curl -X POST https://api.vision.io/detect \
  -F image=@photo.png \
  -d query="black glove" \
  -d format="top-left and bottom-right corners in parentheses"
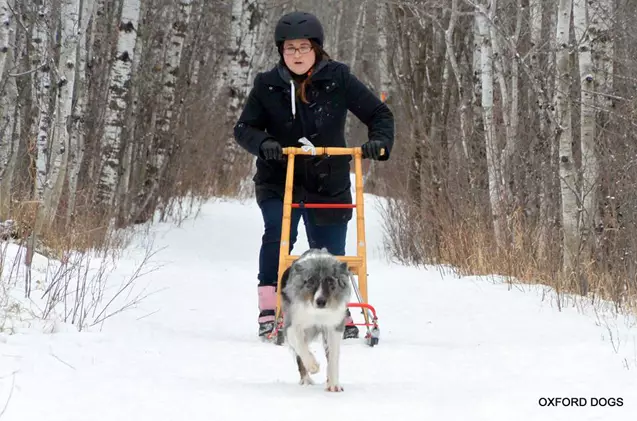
top-left (361, 140), bottom-right (385, 160)
top-left (260, 139), bottom-right (282, 160)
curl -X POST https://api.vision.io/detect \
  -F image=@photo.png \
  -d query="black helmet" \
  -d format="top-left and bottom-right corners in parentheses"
top-left (274, 11), bottom-right (324, 47)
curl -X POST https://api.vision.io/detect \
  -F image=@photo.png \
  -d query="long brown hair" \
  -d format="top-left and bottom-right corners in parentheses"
top-left (293, 40), bottom-right (331, 104)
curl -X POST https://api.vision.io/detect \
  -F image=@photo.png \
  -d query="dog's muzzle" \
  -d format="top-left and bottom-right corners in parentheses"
top-left (313, 284), bottom-right (328, 308)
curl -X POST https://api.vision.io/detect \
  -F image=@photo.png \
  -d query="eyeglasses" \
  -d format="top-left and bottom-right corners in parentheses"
top-left (283, 45), bottom-right (313, 55)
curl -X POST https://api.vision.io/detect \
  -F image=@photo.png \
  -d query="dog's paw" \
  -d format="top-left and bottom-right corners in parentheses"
top-left (299, 376), bottom-right (315, 386)
top-left (325, 384), bottom-right (344, 392)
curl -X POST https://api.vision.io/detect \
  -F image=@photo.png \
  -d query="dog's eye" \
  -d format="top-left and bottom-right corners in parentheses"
top-left (305, 276), bottom-right (319, 286)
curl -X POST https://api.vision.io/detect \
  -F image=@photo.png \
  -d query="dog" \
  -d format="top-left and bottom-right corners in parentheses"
top-left (280, 247), bottom-right (352, 392)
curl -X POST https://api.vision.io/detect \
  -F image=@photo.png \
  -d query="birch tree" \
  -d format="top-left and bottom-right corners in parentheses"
top-left (553, 0), bottom-right (578, 273)
top-left (496, 0), bottom-right (521, 213)
top-left (66, 0), bottom-right (95, 225)
top-left (348, 1), bottom-right (368, 73)
top-left (377, 1), bottom-right (392, 102)
top-left (444, 0), bottom-right (470, 178)
top-left (0, 0), bottom-right (17, 217)
top-left (365, 0), bottom-right (392, 184)
top-left (97, 0), bottom-right (141, 208)
top-left (35, 0), bottom-right (82, 231)
top-left (528, 0), bottom-right (551, 261)
top-left (476, 1), bottom-right (505, 247)
top-left (137, 0), bottom-right (193, 220)
top-left (217, 0), bottom-right (266, 193)
top-left (33, 1), bottom-right (53, 201)
top-left (0, 0), bottom-right (13, 79)
top-left (573, 0), bottom-right (596, 283)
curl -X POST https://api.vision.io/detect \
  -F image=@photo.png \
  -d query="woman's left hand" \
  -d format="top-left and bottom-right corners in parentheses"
top-left (361, 140), bottom-right (386, 160)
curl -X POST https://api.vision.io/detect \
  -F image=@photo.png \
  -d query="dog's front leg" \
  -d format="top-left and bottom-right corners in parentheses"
top-left (295, 355), bottom-right (315, 385)
top-left (325, 328), bottom-right (344, 392)
top-left (286, 324), bottom-right (319, 375)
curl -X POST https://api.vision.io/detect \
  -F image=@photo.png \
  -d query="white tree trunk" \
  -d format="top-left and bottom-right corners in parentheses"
top-left (554, 0), bottom-right (577, 272)
top-left (227, 0), bottom-right (260, 116)
top-left (220, 0), bottom-right (263, 180)
top-left (444, 0), bottom-right (469, 167)
top-left (0, 0), bottom-right (18, 217)
top-left (367, 0), bottom-right (392, 182)
top-left (471, 12), bottom-right (483, 143)
top-left (0, 0), bottom-right (17, 215)
top-left (0, 0), bottom-right (13, 80)
top-left (377, 1), bottom-right (391, 100)
top-left (129, 6), bottom-right (171, 221)
top-left (188, 0), bottom-right (208, 88)
top-left (573, 0), bottom-right (597, 261)
top-left (486, 0), bottom-right (510, 215)
top-left (66, 0), bottom-right (94, 225)
top-left (253, 7), bottom-right (275, 76)
top-left (117, 0), bottom-right (145, 224)
top-left (328, 0), bottom-right (343, 56)
top-left (0, 101), bottom-right (18, 218)
top-left (98, 0), bottom-right (141, 207)
top-left (159, 0), bottom-right (192, 136)
top-left (348, 1), bottom-right (367, 73)
top-left (548, 0), bottom-right (558, 163)
top-left (507, 0), bottom-right (522, 174)
top-left (147, 0), bottom-right (193, 213)
top-left (488, 0), bottom-right (522, 217)
top-left (33, 1), bottom-right (52, 201)
top-left (476, 1), bottom-right (505, 247)
top-left (37, 0), bottom-right (81, 229)
top-left (345, 1), bottom-right (368, 144)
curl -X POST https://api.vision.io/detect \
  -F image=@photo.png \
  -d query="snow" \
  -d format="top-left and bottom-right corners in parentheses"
top-left (1, 183), bottom-right (637, 420)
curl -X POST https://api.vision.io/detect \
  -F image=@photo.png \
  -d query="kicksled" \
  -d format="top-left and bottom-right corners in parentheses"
top-left (266, 139), bottom-right (381, 347)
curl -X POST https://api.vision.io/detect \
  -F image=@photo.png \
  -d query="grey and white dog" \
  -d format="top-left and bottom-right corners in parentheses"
top-left (280, 247), bottom-right (352, 392)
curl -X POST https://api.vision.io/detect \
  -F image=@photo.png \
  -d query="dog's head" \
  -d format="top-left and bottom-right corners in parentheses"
top-left (284, 248), bottom-right (351, 309)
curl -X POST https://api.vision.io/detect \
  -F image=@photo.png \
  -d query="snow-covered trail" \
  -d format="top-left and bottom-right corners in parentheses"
top-left (1, 190), bottom-right (636, 420)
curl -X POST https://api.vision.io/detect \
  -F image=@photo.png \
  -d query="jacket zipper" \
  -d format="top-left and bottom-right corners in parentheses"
top-left (290, 79), bottom-right (296, 119)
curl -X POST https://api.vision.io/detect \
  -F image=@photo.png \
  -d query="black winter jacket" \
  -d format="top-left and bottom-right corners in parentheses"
top-left (233, 59), bottom-right (394, 225)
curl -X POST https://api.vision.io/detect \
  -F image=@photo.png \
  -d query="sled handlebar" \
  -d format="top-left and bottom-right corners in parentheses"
top-left (281, 146), bottom-right (385, 157)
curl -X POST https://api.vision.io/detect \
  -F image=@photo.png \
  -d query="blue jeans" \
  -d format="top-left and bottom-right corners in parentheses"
top-left (257, 197), bottom-right (348, 288)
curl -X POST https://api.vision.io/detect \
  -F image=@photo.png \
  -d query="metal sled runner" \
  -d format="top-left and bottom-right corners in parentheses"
top-left (267, 141), bottom-right (381, 347)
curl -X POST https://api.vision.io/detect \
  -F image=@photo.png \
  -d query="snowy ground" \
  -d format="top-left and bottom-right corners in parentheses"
top-left (1, 186), bottom-right (637, 420)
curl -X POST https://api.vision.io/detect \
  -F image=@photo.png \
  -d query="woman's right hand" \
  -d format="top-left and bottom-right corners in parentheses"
top-left (260, 139), bottom-right (283, 160)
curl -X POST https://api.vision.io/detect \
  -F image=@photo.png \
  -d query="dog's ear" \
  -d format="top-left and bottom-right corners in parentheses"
top-left (280, 266), bottom-right (292, 290)
top-left (337, 262), bottom-right (350, 288)
top-left (337, 275), bottom-right (349, 288)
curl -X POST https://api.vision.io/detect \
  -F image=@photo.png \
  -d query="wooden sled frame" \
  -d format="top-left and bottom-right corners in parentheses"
top-left (267, 145), bottom-right (381, 346)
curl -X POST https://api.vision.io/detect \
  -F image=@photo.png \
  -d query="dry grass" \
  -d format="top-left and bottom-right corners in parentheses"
top-left (0, 194), bottom-right (159, 333)
top-left (376, 177), bottom-right (637, 319)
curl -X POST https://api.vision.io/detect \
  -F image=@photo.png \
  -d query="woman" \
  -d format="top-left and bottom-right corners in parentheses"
top-left (233, 11), bottom-right (394, 340)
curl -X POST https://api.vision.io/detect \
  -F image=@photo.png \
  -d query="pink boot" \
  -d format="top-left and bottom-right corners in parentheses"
top-left (258, 285), bottom-right (276, 337)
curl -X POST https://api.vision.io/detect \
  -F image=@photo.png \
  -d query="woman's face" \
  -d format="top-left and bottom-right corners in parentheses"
top-left (282, 39), bottom-right (316, 75)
